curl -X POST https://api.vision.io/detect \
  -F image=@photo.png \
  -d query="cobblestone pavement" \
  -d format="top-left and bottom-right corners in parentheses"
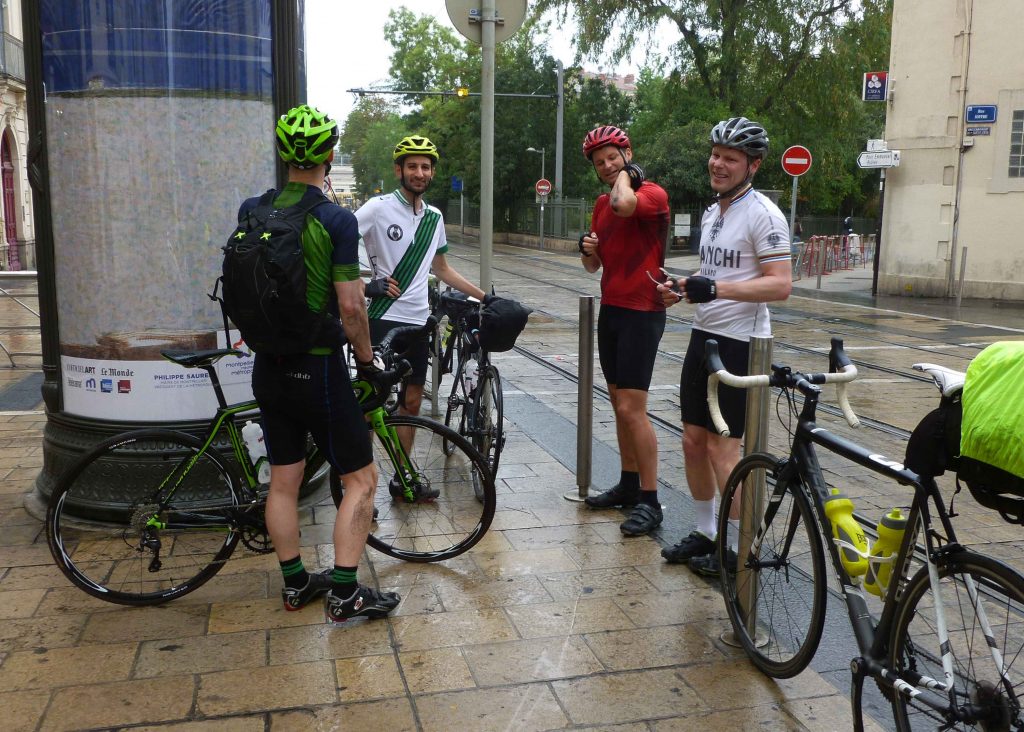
top-left (3, 241), bottom-right (1022, 731)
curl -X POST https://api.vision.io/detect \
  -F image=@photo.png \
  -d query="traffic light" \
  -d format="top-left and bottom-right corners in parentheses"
top-left (456, 87), bottom-right (470, 99)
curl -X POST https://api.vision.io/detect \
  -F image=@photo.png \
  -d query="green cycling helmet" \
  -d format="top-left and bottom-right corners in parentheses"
top-left (276, 105), bottom-right (339, 169)
top-left (393, 135), bottom-right (439, 163)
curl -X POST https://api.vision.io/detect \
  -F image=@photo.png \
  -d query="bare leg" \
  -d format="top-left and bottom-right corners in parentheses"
top-left (333, 462), bottom-right (378, 567)
top-left (265, 461), bottom-right (307, 562)
top-left (607, 384), bottom-right (638, 473)
top-left (612, 387), bottom-right (658, 490)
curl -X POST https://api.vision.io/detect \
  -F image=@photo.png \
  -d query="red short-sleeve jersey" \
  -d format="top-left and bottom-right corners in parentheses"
top-left (591, 182), bottom-right (670, 311)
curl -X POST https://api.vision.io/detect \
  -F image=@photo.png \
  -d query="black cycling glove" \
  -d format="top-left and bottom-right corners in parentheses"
top-left (364, 278), bottom-right (392, 298)
top-left (622, 162), bottom-right (646, 191)
top-left (578, 234), bottom-right (591, 257)
top-left (483, 293), bottom-right (499, 306)
top-left (684, 276), bottom-right (717, 304)
top-left (355, 354), bottom-right (385, 381)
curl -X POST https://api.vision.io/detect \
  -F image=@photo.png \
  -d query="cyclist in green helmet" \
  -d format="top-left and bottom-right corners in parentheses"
top-left (355, 135), bottom-right (487, 491)
top-left (239, 103), bottom-right (400, 623)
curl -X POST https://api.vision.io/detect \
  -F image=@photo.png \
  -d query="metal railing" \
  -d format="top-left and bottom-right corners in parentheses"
top-left (0, 282), bottom-right (41, 368)
top-left (0, 33), bottom-right (25, 82)
top-left (0, 239), bottom-right (36, 271)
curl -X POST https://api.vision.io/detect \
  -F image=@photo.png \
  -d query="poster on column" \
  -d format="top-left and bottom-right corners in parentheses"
top-left (61, 330), bottom-right (255, 421)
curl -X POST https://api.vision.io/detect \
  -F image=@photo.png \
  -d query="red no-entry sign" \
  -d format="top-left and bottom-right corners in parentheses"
top-left (781, 145), bottom-right (813, 177)
top-left (535, 178), bottom-right (552, 196)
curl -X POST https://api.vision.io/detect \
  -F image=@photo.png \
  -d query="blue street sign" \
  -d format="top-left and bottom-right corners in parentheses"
top-left (966, 105), bottom-right (997, 123)
top-left (451, 176), bottom-right (463, 192)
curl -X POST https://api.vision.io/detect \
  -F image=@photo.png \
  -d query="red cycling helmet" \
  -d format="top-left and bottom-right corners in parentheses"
top-left (582, 125), bottom-right (631, 159)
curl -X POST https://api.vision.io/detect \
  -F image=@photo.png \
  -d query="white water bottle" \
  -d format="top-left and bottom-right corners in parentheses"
top-left (241, 421), bottom-right (271, 484)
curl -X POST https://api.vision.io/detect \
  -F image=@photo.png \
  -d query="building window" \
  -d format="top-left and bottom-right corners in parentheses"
top-left (1011, 110), bottom-right (1024, 178)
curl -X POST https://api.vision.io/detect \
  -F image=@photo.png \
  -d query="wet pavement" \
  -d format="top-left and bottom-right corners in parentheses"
top-left (3, 239), bottom-right (1022, 731)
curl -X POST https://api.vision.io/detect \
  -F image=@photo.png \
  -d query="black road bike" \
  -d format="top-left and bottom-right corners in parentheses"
top-left (707, 338), bottom-right (1023, 731)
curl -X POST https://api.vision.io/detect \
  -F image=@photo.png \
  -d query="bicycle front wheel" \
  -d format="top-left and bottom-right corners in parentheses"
top-left (46, 429), bottom-right (241, 606)
top-left (719, 452), bottom-right (827, 678)
top-left (472, 364), bottom-right (504, 501)
top-left (889, 551), bottom-right (1024, 731)
top-left (331, 415), bottom-right (495, 562)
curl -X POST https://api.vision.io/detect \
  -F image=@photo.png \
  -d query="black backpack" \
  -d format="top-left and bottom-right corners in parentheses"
top-left (215, 189), bottom-right (342, 355)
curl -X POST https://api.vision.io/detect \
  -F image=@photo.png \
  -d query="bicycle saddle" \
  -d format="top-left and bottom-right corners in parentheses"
top-left (913, 362), bottom-right (965, 397)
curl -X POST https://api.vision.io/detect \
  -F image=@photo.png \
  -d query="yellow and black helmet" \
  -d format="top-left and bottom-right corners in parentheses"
top-left (393, 135), bottom-right (439, 163)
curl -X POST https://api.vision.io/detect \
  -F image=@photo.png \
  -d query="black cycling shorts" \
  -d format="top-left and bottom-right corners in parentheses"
top-left (597, 304), bottom-right (666, 391)
top-left (370, 318), bottom-right (429, 386)
top-left (252, 351), bottom-right (372, 475)
top-left (680, 329), bottom-right (750, 438)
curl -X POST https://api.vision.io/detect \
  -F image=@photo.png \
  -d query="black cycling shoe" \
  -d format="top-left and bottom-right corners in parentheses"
top-left (388, 475), bottom-right (440, 503)
top-left (584, 482), bottom-right (640, 509)
top-left (661, 531), bottom-right (715, 564)
top-left (325, 584), bottom-right (401, 624)
top-left (282, 569), bottom-right (333, 611)
top-left (689, 548), bottom-right (738, 578)
top-left (620, 503), bottom-right (663, 536)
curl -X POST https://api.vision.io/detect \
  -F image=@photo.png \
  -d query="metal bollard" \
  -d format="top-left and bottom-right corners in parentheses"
top-left (429, 319), bottom-right (441, 418)
top-left (815, 237), bottom-right (827, 289)
top-left (722, 335), bottom-right (773, 648)
top-left (567, 295), bottom-right (595, 502)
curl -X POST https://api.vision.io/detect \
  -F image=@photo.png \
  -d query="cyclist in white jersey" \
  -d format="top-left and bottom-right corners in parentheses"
top-left (657, 117), bottom-right (792, 576)
top-left (355, 136), bottom-right (485, 495)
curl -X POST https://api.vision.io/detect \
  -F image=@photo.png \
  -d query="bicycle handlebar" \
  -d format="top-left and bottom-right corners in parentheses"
top-left (705, 337), bottom-right (860, 437)
top-left (377, 316), bottom-right (438, 360)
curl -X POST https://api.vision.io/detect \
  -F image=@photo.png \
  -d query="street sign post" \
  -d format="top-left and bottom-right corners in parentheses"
top-left (857, 150), bottom-right (901, 169)
top-left (781, 146), bottom-right (812, 247)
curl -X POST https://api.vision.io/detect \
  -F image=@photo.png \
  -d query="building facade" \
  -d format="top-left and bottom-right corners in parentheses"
top-left (0, 0), bottom-right (31, 270)
top-left (880, 0), bottom-right (1022, 300)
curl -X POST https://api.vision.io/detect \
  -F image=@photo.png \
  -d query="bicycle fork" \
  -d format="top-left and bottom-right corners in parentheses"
top-left (371, 410), bottom-right (421, 502)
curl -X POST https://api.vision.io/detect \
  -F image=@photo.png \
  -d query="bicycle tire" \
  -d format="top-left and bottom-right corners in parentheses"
top-left (46, 428), bottom-right (241, 606)
top-left (889, 550), bottom-right (1024, 731)
top-left (472, 364), bottom-right (504, 502)
top-left (719, 452), bottom-right (827, 678)
top-left (331, 414), bottom-right (495, 562)
top-left (443, 353), bottom-right (470, 456)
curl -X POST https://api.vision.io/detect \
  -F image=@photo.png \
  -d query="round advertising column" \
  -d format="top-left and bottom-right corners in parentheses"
top-left (31, 2), bottom-right (325, 510)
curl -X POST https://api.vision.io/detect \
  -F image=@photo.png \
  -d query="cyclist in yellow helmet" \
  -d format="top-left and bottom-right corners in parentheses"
top-left (355, 135), bottom-right (487, 485)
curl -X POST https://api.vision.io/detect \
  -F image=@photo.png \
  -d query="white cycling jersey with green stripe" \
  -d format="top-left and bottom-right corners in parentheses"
top-left (355, 189), bottom-right (447, 324)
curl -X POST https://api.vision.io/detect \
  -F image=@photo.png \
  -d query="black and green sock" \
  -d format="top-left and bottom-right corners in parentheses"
top-left (280, 556), bottom-right (309, 590)
top-left (331, 566), bottom-right (358, 598)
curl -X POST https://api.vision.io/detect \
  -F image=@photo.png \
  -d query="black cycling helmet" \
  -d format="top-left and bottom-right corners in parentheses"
top-left (276, 105), bottom-right (339, 169)
top-left (710, 117), bottom-right (769, 159)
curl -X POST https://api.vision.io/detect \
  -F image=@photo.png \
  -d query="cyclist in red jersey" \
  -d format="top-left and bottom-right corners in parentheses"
top-left (578, 125), bottom-right (671, 537)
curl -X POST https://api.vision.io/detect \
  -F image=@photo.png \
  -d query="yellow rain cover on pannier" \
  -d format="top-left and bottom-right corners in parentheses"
top-left (961, 341), bottom-right (1024, 480)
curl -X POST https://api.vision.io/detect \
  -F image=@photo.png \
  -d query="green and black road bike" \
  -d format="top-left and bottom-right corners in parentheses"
top-left (46, 320), bottom-right (495, 606)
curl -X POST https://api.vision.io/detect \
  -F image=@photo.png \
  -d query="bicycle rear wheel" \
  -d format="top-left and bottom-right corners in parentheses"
top-left (331, 415), bottom-right (495, 562)
top-left (719, 452), bottom-right (827, 678)
top-left (889, 551), bottom-right (1024, 731)
top-left (46, 429), bottom-right (241, 606)
top-left (472, 364), bottom-right (504, 501)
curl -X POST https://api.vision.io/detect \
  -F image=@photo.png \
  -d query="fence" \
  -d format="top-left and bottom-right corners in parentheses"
top-left (791, 234), bottom-right (876, 282)
top-left (0, 239), bottom-right (36, 272)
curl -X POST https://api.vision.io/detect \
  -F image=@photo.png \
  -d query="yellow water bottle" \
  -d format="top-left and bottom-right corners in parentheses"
top-left (824, 489), bottom-right (869, 577)
top-left (864, 508), bottom-right (908, 597)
